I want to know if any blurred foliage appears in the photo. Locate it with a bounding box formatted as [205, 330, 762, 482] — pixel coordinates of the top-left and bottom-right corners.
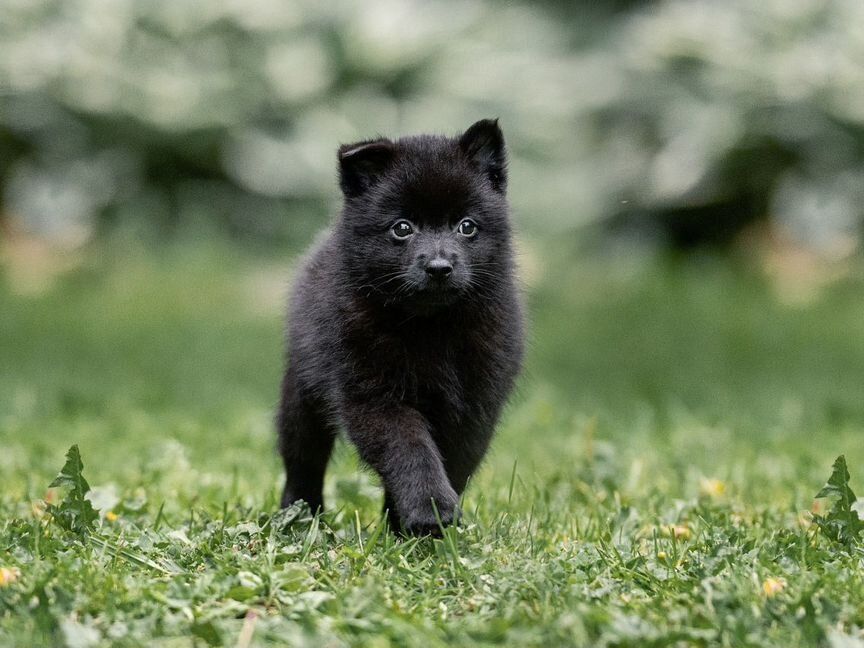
[1, 0, 862, 255]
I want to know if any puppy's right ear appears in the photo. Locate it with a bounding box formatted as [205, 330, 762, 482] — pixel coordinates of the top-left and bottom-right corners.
[338, 139, 394, 197]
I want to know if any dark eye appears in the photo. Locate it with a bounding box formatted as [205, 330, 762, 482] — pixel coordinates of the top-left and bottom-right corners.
[392, 220, 414, 239]
[457, 219, 478, 238]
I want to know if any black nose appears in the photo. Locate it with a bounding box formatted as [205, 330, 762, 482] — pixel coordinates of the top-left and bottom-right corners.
[425, 258, 453, 278]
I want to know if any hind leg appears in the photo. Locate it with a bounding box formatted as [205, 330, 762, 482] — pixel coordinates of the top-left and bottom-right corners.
[440, 425, 495, 497]
[382, 491, 401, 532]
[278, 366, 334, 512]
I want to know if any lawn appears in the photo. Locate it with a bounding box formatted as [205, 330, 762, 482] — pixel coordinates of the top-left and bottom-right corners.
[2, 240, 864, 647]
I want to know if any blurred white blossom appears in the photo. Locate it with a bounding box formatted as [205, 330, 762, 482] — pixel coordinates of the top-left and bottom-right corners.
[0, 0, 862, 250]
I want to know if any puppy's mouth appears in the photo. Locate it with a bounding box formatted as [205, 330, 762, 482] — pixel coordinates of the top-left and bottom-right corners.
[412, 283, 461, 306]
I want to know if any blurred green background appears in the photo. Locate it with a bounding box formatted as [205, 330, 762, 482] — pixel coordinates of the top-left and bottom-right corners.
[3, 0, 864, 252]
[4, 7, 864, 645]
[2, 0, 864, 478]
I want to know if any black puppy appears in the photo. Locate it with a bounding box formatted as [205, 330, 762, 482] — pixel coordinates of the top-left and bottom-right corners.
[278, 119, 524, 535]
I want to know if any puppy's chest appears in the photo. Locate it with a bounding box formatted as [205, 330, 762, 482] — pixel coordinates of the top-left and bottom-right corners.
[399, 339, 466, 394]
[406, 347, 476, 425]
[369, 331, 483, 410]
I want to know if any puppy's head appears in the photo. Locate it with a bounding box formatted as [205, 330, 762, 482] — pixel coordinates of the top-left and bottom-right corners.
[337, 119, 513, 311]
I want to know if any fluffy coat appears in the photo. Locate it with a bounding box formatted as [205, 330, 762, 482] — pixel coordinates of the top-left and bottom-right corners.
[278, 119, 524, 534]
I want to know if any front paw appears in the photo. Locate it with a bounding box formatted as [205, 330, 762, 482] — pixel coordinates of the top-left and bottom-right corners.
[399, 489, 459, 536]
[280, 485, 323, 513]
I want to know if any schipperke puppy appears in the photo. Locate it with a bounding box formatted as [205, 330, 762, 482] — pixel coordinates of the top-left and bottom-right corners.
[278, 119, 524, 535]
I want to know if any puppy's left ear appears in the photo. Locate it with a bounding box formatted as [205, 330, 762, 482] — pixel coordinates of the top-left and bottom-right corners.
[338, 139, 394, 198]
[459, 118, 507, 193]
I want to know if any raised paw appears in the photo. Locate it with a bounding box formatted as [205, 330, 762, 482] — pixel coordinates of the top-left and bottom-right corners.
[398, 491, 460, 537]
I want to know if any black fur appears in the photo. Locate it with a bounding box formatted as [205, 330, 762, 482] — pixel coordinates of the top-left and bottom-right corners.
[277, 119, 524, 535]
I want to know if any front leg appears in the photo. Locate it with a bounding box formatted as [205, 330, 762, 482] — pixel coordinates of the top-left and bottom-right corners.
[345, 404, 458, 535]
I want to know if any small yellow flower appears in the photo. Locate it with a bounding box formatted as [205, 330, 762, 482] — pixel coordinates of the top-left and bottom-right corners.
[31, 500, 46, 519]
[699, 478, 727, 498]
[657, 551, 668, 562]
[671, 524, 691, 540]
[762, 577, 786, 597]
[0, 567, 20, 587]
[105, 511, 118, 523]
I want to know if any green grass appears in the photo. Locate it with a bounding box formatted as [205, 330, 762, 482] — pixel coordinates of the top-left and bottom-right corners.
[2, 242, 864, 647]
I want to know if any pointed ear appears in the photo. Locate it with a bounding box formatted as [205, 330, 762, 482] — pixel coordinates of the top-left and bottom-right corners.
[459, 118, 507, 192]
[338, 139, 394, 197]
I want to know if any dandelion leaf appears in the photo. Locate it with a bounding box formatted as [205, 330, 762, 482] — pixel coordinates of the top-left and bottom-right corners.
[814, 455, 864, 546]
[47, 445, 99, 536]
